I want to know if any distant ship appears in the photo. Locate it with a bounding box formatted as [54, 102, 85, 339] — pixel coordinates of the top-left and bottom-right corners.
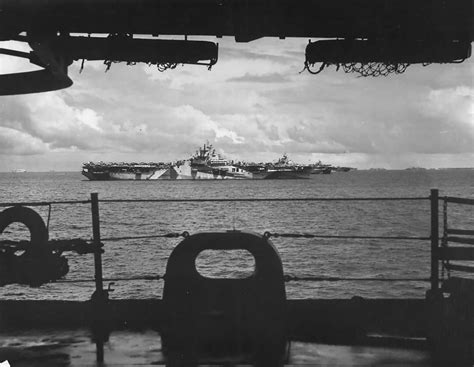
[308, 161, 354, 174]
[405, 167, 427, 171]
[334, 167, 353, 172]
[82, 143, 312, 180]
[12, 169, 27, 173]
[240, 154, 312, 179]
[309, 161, 332, 174]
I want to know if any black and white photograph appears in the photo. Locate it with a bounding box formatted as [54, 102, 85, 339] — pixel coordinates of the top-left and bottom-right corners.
[0, 0, 473, 365]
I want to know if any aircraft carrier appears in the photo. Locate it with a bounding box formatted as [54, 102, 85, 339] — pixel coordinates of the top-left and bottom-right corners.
[82, 143, 312, 180]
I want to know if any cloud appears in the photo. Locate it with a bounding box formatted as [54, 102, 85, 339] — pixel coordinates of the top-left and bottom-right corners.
[19, 93, 105, 150]
[0, 127, 47, 155]
[416, 85, 474, 153]
[0, 90, 247, 160]
[423, 86, 474, 132]
[227, 72, 290, 83]
[257, 67, 474, 157]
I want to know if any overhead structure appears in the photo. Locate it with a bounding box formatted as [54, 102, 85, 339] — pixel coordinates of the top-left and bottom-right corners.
[0, 0, 472, 94]
[0, 35, 218, 95]
[304, 39, 472, 77]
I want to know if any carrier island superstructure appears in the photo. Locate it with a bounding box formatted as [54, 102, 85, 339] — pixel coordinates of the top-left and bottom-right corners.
[82, 143, 314, 180]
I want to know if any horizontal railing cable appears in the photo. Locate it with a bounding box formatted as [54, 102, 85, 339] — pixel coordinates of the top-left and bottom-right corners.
[0, 232, 429, 247]
[0, 196, 429, 208]
[101, 233, 429, 242]
[101, 231, 431, 242]
[98, 197, 428, 203]
[56, 275, 164, 283]
[101, 232, 189, 242]
[264, 232, 429, 241]
[0, 200, 91, 207]
[283, 275, 431, 282]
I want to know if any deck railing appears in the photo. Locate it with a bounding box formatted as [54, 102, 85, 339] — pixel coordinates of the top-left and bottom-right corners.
[0, 188, 452, 293]
[2, 188, 473, 293]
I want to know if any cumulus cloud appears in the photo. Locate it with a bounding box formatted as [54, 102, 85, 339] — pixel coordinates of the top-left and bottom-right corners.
[0, 93, 106, 150]
[0, 127, 47, 155]
[423, 86, 474, 134]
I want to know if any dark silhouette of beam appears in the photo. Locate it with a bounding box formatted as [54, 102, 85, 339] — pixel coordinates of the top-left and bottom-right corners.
[0, 0, 472, 42]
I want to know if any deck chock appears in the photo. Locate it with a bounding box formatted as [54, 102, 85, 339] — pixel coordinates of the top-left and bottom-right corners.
[0, 206, 69, 287]
[162, 231, 287, 365]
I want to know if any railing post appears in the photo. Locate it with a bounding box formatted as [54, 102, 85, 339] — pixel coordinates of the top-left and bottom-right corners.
[91, 192, 105, 363]
[91, 192, 104, 296]
[430, 189, 439, 291]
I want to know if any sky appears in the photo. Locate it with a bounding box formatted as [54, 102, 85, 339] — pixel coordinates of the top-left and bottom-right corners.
[0, 36, 473, 171]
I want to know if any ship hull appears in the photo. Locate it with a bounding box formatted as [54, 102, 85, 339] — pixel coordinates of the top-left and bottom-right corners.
[252, 169, 311, 179]
[82, 164, 253, 180]
[82, 170, 110, 180]
[82, 168, 169, 180]
[108, 169, 168, 180]
[310, 167, 332, 174]
[83, 170, 312, 180]
[83, 170, 311, 180]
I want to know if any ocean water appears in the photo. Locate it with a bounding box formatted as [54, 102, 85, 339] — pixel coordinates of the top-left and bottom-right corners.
[0, 169, 473, 301]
